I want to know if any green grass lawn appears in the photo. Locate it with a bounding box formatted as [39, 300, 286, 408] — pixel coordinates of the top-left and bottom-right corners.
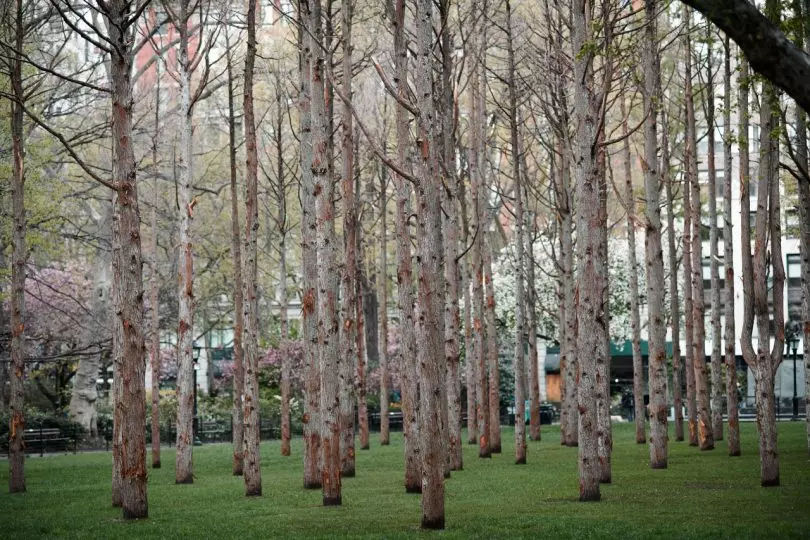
[2, 422, 809, 539]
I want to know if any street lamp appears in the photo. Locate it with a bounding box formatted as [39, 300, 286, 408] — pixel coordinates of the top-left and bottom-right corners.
[192, 343, 202, 445]
[786, 321, 800, 421]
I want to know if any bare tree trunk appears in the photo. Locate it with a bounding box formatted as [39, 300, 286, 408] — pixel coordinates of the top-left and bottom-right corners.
[484, 198, 501, 457]
[225, 32, 246, 474]
[526, 189, 542, 441]
[278, 75, 291, 459]
[393, 0, 420, 493]
[339, 0, 358, 476]
[462, 193, 477, 446]
[620, 97, 646, 445]
[298, 0, 321, 490]
[685, 9, 713, 450]
[470, 9, 490, 458]
[242, 0, 262, 497]
[415, 0, 446, 527]
[505, 0, 526, 465]
[356, 243, 369, 451]
[440, 0, 461, 472]
[8, 0, 25, 493]
[108, 1, 149, 517]
[573, 0, 602, 502]
[723, 36, 740, 457]
[596, 120, 612, 485]
[705, 25, 724, 443]
[642, 0, 668, 469]
[311, 0, 341, 506]
[379, 173, 390, 448]
[682, 110, 698, 448]
[664, 109, 684, 443]
[150, 70, 162, 469]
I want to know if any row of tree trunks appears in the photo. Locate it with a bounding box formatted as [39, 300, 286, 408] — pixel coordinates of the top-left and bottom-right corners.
[242, 0, 262, 498]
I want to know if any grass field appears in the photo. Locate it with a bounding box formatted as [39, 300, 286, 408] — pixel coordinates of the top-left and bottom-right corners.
[2, 422, 809, 539]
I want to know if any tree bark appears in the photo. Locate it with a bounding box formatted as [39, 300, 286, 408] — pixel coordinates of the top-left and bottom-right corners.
[469, 8, 490, 458]
[242, 0, 262, 497]
[298, 0, 321, 490]
[379, 173, 390, 448]
[392, 0, 420, 493]
[311, 0, 341, 507]
[664, 103, 684, 443]
[174, 0, 196, 485]
[415, 0, 446, 527]
[705, 25, 724, 443]
[8, 0, 26, 493]
[338, 0, 358, 476]
[685, 9, 714, 451]
[642, 0, 668, 469]
[526, 187, 542, 441]
[723, 36, 740, 457]
[150, 71, 162, 469]
[573, 0, 602, 502]
[440, 0, 461, 473]
[505, 0, 526, 465]
[278, 74, 291, 459]
[225, 31, 246, 474]
[620, 97, 646, 446]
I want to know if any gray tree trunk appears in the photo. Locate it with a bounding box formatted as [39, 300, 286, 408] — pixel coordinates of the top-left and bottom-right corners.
[642, 0, 668, 469]
[705, 25, 724, 443]
[415, 0, 446, 527]
[242, 0, 262, 497]
[8, 0, 25, 493]
[573, 0, 602, 501]
[723, 36, 740, 457]
[620, 97, 646, 446]
[298, 0, 321, 490]
[379, 170, 390, 448]
[339, 0, 358, 476]
[277, 74, 291, 459]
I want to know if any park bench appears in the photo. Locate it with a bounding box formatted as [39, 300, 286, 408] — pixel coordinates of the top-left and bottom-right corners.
[23, 427, 75, 456]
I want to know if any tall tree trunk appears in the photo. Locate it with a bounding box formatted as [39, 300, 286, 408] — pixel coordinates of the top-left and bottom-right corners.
[505, 0, 526, 465]
[242, 0, 262, 497]
[642, 0, 668, 469]
[8, 0, 25, 493]
[278, 74, 291, 459]
[440, 0, 462, 472]
[175, 0, 196, 484]
[226, 34, 246, 474]
[355, 149, 369, 452]
[415, 0, 446, 527]
[596, 119, 612, 485]
[108, 0, 148, 517]
[620, 97, 646, 445]
[298, 0, 321, 490]
[705, 25, 724, 443]
[685, 9, 713, 450]
[339, 0, 358, 476]
[150, 70, 162, 469]
[723, 36, 740, 457]
[469, 7, 490, 458]
[379, 172, 390, 448]
[311, 0, 341, 506]
[664, 109, 684, 443]
[558, 141, 578, 448]
[393, 0, 420, 493]
[573, 0, 602, 502]
[462, 190, 477, 446]
[526, 185, 542, 440]
[682, 102, 698, 448]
